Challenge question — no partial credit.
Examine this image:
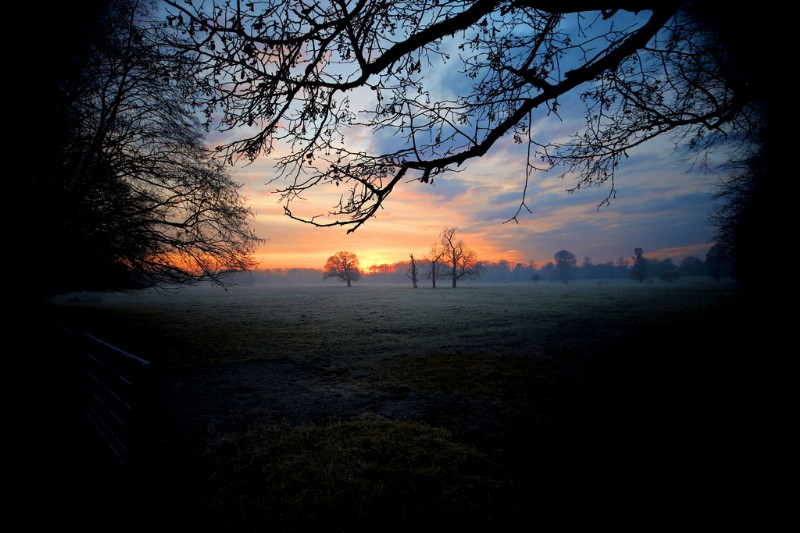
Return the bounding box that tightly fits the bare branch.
[156,0,762,231]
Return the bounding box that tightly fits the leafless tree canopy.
[439,227,482,287]
[158,0,762,232]
[423,241,447,288]
[39,0,262,292]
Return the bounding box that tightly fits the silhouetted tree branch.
[158,0,763,233]
[36,0,262,294]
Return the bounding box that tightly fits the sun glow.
[230,96,716,273]
[362,256,404,272]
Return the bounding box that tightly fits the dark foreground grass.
[31,281,775,532]
[185,413,511,532]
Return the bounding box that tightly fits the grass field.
[45,279,741,366]
[39,280,762,532]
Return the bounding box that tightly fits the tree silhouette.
[630,248,647,283]
[424,242,446,289]
[554,250,577,285]
[159,0,769,234]
[705,244,731,282]
[407,254,419,288]
[323,251,362,287]
[33,0,262,295]
[708,150,766,281]
[678,256,706,277]
[439,227,482,288]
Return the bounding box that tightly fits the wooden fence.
[51,321,152,471]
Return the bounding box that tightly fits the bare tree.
[323,251,362,287]
[707,148,764,281]
[407,253,419,288]
[35,0,262,294]
[424,242,446,289]
[158,1,767,234]
[440,227,482,288]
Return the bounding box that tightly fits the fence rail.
[52,321,152,471]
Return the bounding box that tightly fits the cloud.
[233,132,721,271]
[210,32,725,273]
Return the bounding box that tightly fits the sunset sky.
[232,127,721,271]
[204,10,725,273]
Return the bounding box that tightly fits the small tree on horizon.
[323,251,362,287]
[424,243,446,289]
[407,254,419,288]
[439,227,482,288]
[630,248,648,283]
[554,250,577,284]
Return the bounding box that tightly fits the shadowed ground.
[26,282,779,532]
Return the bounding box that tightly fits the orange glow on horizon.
[236,140,716,274]
[252,244,533,272]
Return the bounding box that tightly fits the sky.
[232,129,722,271]
[206,10,725,272]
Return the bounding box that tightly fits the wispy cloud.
[214,44,723,272]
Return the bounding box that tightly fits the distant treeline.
[226,254,729,285]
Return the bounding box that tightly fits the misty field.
[47,280,740,367]
[43,280,751,532]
